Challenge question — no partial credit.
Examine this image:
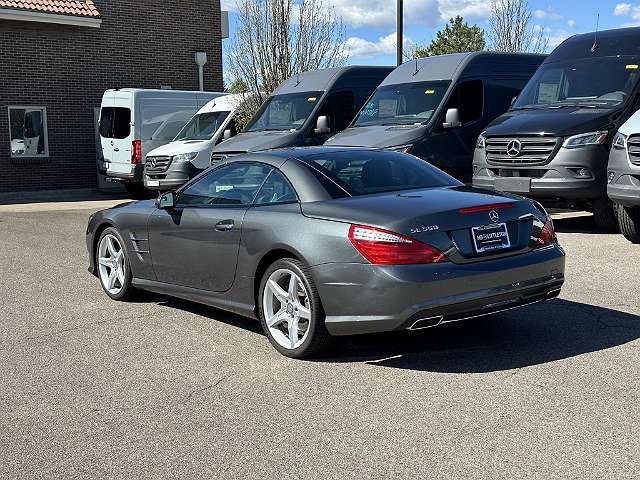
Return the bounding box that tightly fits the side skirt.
[132,278,257,320]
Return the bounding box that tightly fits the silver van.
[473,27,640,230]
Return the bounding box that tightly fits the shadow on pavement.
[160,297,264,335]
[321,299,640,373]
[157,295,639,373]
[553,215,611,234]
[0,188,130,205]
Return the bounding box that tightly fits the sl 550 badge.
[410,225,439,234]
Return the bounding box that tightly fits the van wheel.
[592,196,619,232]
[617,205,640,244]
[125,183,151,200]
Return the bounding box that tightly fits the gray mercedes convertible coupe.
[87,147,565,358]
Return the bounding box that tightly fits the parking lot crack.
[181,374,233,405]
[22,312,158,342]
[24,319,112,340]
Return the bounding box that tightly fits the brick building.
[0,0,224,193]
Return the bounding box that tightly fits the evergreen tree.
[414,16,485,58]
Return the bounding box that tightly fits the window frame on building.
[8,106,50,159]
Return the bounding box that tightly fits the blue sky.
[221,1,640,70]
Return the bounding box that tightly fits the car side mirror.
[156,191,176,209]
[314,115,331,134]
[442,108,462,129]
[223,129,232,140]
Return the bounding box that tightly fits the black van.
[325,52,545,183]
[473,27,640,230]
[210,66,394,163]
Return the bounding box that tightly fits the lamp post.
[397,0,403,66]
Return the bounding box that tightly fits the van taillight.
[131,140,142,164]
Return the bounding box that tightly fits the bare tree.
[487,0,549,53]
[227,0,347,127]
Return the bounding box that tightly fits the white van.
[144,94,243,190]
[98,89,223,197]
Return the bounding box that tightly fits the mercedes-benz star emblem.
[489,210,500,223]
[148,158,157,168]
[506,139,522,157]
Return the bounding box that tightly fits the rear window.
[300,150,460,197]
[99,107,131,139]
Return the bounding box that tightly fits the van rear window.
[100,107,131,139]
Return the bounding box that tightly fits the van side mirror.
[223,129,232,140]
[314,115,331,134]
[156,191,176,209]
[442,108,462,129]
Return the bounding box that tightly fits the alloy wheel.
[262,268,312,350]
[97,233,126,295]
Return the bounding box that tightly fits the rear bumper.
[100,161,144,183]
[607,147,640,207]
[472,146,607,200]
[311,245,565,336]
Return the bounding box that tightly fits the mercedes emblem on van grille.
[506,139,522,157]
[148,158,157,168]
[489,210,500,223]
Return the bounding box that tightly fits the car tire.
[96,227,139,301]
[592,195,619,232]
[617,205,640,244]
[258,258,333,359]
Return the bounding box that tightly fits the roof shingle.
[0,0,100,17]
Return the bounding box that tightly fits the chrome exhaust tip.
[408,316,444,331]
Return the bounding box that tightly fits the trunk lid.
[302,186,543,263]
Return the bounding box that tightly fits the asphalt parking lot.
[1,201,639,479]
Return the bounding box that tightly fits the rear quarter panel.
[238,203,361,279]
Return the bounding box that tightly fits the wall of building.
[0,0,223,193]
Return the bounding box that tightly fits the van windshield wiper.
[546,103,598,109]
[247,128,289,132]
[511,105,545,111]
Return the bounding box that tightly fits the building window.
[8,106,49,157]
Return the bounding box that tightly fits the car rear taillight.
[459,203,514,214]
[348,224,448,265]
[535,218,556,247]
[131,140,142,164]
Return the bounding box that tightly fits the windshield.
[352,81,451,127]
[300,150,459,197]
[174,111,231,141]
[245,91,323,132]
[513,56,640,110]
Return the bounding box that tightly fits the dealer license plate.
[471,223,511,254]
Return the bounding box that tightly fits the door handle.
[113,148,120,152]
[215,220,234,231]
